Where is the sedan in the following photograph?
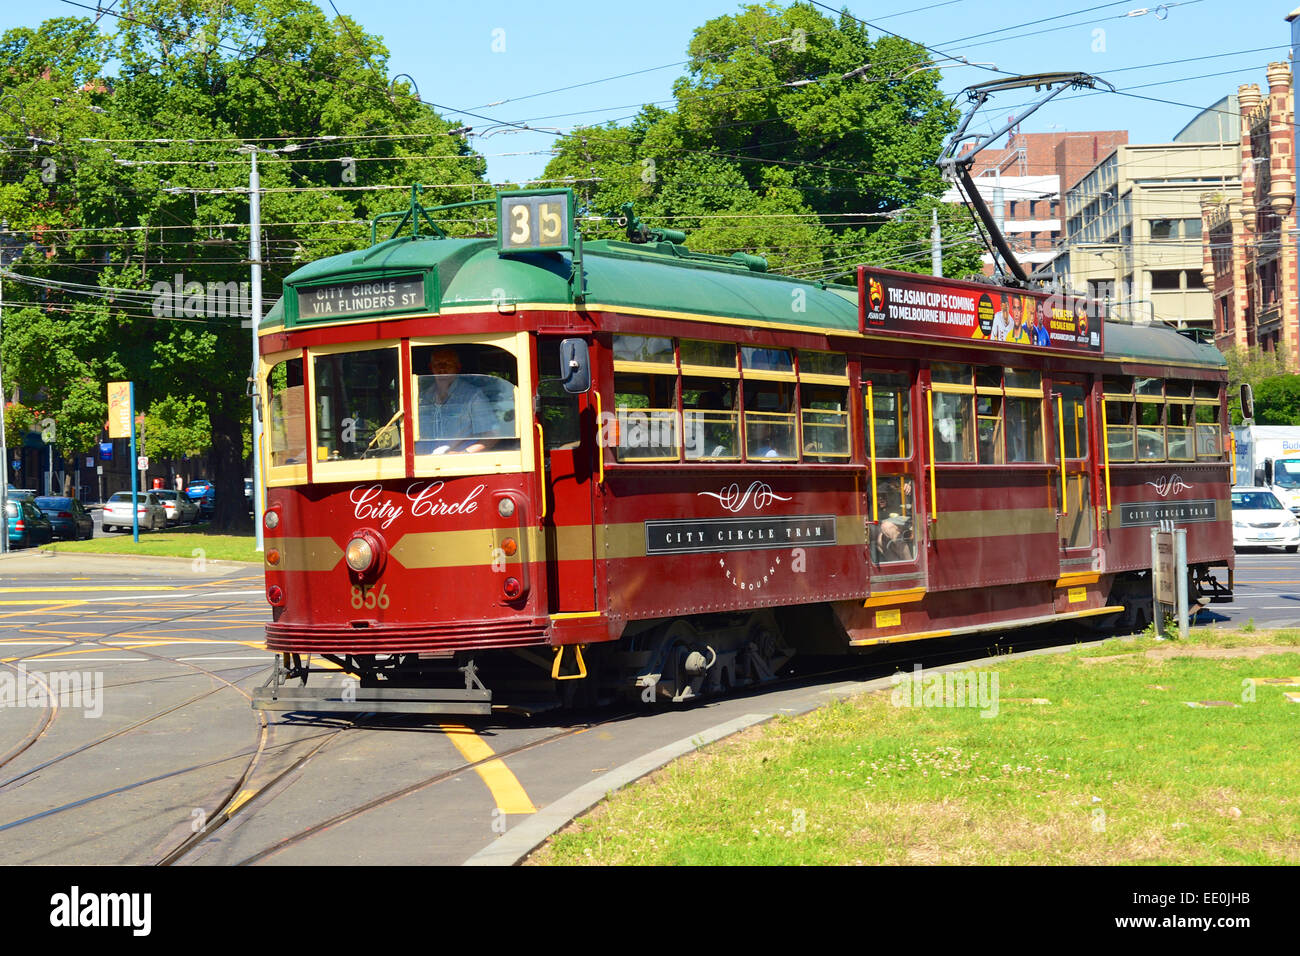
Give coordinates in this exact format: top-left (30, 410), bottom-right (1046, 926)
top-left (187, 482), bottom-right (215, 519)
top-left (1231, 487), bottom-right (1300, 552)
top-left (102, 491), bottom-right (168, 533)
top-left (6, 498), bottom-right (55, 548)
top-left (155, 490), bottom-right (200, 526)
top-left (34, 496), bottom-right (95, 540)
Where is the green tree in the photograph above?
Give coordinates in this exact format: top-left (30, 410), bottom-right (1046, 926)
top-left (542, 2), bottom-right (964, 279)
top-left (1222, 346), bottom-right (1287, 424)
top-left (0, 1), bottom-right (491, 530)
top-left (1253, 375), bottom-right (1300, 426)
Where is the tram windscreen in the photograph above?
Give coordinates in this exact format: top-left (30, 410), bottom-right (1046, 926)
top-left (411, 344), bottom-right (520, 454)
top-left (313, 347), bottom-right (403, 461)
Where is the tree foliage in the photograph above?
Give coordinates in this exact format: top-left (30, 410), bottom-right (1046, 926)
top-left (1222, 346), bottom-right (1287, 424)
top-left (1253, 375), bottom-right (1300, 426)
top-left (0, 0), bottom-right (490, 528)
top-left (542, 2), bottom-right (980, 281)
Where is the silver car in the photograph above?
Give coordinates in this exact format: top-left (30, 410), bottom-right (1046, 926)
top-left (102, 491), bottom-right (168, 532)
top-left (154, 489), bottom-right (200, 526)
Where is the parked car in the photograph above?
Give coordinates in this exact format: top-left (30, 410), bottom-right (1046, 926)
top-left (1231, 487), bottom-right (1300, 552)
top-left (154, 489), bottom-right (200, 526)
top-left (34, 496), bottom-right (95, 541)
top-left (187, 481), bottom-right (215, 519)
top-left (6, 498), bottom-right (55, 548)
top-left (102, 491), bottom-right (168, 532)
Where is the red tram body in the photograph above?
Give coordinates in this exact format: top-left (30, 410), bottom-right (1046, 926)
top-left (254, 191), bottom-right (1232, 713)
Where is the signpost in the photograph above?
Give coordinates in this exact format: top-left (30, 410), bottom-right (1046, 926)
top-left (108, 381), bottom-right (139, 542)
top-left (1150, 523), bottom-right (1189, 639)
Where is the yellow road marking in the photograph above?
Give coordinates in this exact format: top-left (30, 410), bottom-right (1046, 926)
top-left (0, 601), bottom-right (85, 618)
top-left (440, 724), bottom-right (537, 815)
top-left (0, 600), bottom-right (90, 605)
top-left (0, 586), bottom-right (181, 592)
top-left (225, 789), bottom-right (257, 815)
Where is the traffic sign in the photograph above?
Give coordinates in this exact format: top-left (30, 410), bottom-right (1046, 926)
top-left (138, 455), bottom-right (149, 471)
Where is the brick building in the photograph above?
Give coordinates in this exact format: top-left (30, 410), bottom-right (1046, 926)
top-left (1201, 61), bottom-right (1297, 364)
top-left (946, 130), bottom-right (1128, 275)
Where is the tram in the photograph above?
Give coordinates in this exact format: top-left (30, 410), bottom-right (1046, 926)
top-left (251, 183), bottom-right (1233, 714)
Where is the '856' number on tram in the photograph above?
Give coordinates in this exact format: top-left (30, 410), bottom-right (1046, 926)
top-left (350, 583), bottom-right (390, 610)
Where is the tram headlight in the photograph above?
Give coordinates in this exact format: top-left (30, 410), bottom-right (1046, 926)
top-left (264, 509), bottom-right (280, 531)
top-left (346, 536), bottom-right (376, 572)
top-left (498, 498), bottom-right (515, 518)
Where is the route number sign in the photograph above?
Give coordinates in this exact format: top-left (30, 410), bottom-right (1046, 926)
top-left (498, 189), bottom-right (575, 254)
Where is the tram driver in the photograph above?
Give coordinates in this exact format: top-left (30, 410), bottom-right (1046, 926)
top-left (417, 347), bottom-right (498, 454)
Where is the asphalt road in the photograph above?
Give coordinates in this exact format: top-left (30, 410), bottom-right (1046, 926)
top-left (0, 547), bottom-right (1295, 866)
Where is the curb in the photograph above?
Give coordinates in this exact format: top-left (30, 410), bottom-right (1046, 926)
top-left (463, 632), bottom-right (1135, 866)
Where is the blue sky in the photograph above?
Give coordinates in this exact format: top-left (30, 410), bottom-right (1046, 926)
top-left (5, 1), bottom-right (1298, 183)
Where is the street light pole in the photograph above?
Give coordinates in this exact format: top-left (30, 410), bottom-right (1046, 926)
top-left (246, 147), bottom-right (265, 553)
top-left (0, 257), bottom-right (7, 555)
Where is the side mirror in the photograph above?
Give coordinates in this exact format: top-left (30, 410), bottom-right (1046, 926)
top-left (1240, 383), bottom-right (1254, 423)
top-left (1264, 458), bottom-right (1274, 487)
top-left (559, 338), bottom-right (591, 394)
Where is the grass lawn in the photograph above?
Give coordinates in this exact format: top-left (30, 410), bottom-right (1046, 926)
top-left (44, 527), bottom-right (261, 564)
top-left (533, 627), bottom-right (1300, 865)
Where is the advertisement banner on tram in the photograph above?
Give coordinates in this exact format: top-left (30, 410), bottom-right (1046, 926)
top-left (857, 266), bottom-right (1103, 355)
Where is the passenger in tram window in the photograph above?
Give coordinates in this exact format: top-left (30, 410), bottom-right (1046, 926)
top-left (874, 478), bottom-right (915, 562)
top-left (418, 347), bottom-right (497, 454)
top-left (753, 425), bottom-right (783, 459)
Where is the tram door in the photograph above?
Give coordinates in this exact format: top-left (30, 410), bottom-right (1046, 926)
top-left (862, 366), bottom-right (925, 586)
top-left (536, 337), bottom-right (598, 614)
top-left (1053, 379), bottom-right (1093, 554)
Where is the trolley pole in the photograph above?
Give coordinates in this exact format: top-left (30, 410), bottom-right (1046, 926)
top-left (246, 147), bottom-right (265, 553)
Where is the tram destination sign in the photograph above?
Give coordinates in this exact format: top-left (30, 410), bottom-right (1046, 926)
top-left (645, 515), bottom-right (838, 555)
top-left (296, 275), bottom-right (425, 320)
top-left (857, 267), bottom-right (1103, 355)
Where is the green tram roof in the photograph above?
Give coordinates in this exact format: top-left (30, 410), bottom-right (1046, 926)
top-left (261, 235), bottom-right (1226, 371)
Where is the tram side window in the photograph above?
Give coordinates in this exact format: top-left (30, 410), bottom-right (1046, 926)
top-left (1165, 382), bottom-right (1195, 461)
top-left (801, 384), bottom-right (850, 460)
top-left (614, 371), bottom-right (678, 461)
top-left (1103, 377), bottom-right (1135, 462)
top-left (682, 376), bottom-right (740, 461)
top-left (1003, 369), bottom-right (1044, 463)
top-left (798, 350), bottom-right (850, 462)
top-left (680, 339), bottom-right (740, 461)
top-left (1195, 382), bottom-right (1221, 458)
top-left (872, 475), bottom-right (916, 564)
top-left (411, 344), bottom-right (520, 455)
top-left (268, 356), bottom-right (306, 467)
top-left (1136, 378), bottom-right (1165, 461)
top-left (744, 379), bottom-right (797, 461)
top-left (865, 373), bottom-right (911, 459)
top-left (538, 341), bottom-right (581, 450)
top-left (1056, 383), bottom-right (1088, 460)
top-left (931, 364), bottom-right (1042, 464)
top-left (742, 347), bottom-right (797, 462)
top-left (931, 363), bottom-right (976, 463)
top-left (313, 347), bottom-right (401, 461)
